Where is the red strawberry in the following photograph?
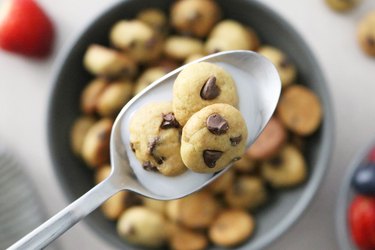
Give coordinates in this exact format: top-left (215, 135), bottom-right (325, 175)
top-left (349, 195), bottom-right (375, 250)
top-left (0, 0), bottom-right (54, 58)
top-left (368, 147), bottom-right (375, 163)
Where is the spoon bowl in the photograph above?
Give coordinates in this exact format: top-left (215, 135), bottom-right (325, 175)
top-left (111, 50), bottom-right (281, 200)
top-left (9, 50), bottom-right (280, 249)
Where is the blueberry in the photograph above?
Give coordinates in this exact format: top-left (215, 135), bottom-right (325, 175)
top-left (351, 163), bottom-right (375, 195)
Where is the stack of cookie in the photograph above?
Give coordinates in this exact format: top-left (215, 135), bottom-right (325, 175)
top-left (129, 62), bottom-right (248, 176)
top-left (69, 0), bottom-right (324, 249)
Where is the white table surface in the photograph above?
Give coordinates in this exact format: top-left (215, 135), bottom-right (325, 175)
top-left (1, 0), bottom-right (375, 249)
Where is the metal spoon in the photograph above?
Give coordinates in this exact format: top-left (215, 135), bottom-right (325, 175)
top-left (8, 50), bottom-right (281, 250)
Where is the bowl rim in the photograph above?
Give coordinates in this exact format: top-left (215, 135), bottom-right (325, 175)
top-left (46, 0), bottom-right (335, 249)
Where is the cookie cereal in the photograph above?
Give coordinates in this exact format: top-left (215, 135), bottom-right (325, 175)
top-left (261, 144), bottom-right (307, 188)
top-left (173, 62), bottom-right (238, 125)
top-left (117, 206), bottom-right (168, 248)
top-left (209, 209), bottom-right (255, 247)
top-left (258, 46), bottom-right (296, 87)
top-left (205, 20), bottom-right (260, 53)
top-left (181, 103), bottom-right (247, 173)
top-left (224, 176), bottom-right (268, 210)
top-left (129, 101), bottom-right (187, 176)
top-left (246, 117), bottom-right (287, 160)
top-left (166, 191), bottom-right (220, 229)
top-left (358, 10), bottom-right (375, 56)
top-left (110, 20), bottom-right (163, 63)
top-left (277, 85), bottom-right (322, 136)
top-left (83, 44), bottom-right (137, 78)
top-left (171, 0), bottom-right (221, 37)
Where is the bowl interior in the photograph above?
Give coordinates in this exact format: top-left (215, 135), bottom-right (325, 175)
top-left (48, 0), bottom-right (333, 249)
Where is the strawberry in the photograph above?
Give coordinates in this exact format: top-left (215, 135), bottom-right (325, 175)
top-left (349, 195), bottom-right (375, 250)
top-left (0, 0), bottom-right (54, 58)
top-left (368, 147), bottom-right (375, 163)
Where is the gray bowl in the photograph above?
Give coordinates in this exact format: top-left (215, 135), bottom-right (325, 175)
top-left (47, 0), bottom-right (334, 249)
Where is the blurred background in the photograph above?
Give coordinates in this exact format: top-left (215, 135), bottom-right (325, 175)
top-left (0, 0), bottom-right (375, 249)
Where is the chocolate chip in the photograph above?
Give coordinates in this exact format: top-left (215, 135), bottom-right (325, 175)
top-left (200, 76), bottom-right (220, 100)
top-left (269, 155), bottom-right (283, 167)
top-left (130, 142), bottom-right (136, 152)
top-left (142, 161), bottom-right (158, 172)
top-left (123, 224), bottom-right (136, 235)
top-left (147, 137), bottom-right (160, 154)
top-left (206, 114), bottom-right (229, 135)
top-left (161, 113), bottom-right (180, 129)
top-left (230, 135), bottom-right (242, 146)
top-left (154, 156), bottom-right (165, 165)
top-left (203, 150), bottom-right (223, 168)
top-left (212, 48), bottom-right (221, 54)
top-left (367, 36), bottom-right (375, 47)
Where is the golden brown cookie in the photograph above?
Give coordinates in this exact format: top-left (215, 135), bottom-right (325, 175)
top-left (137, 8), bottom-right (168, 34)
top-left (325, 0), bottom-right (361, 12)
top-left (81, 118), bottom-right (113, 168)
top-left (207, 169), bottom-right (235, 194)
top-left (205, 20), bottom-right (259, 53)
top-left (164, 36), bottom-right (204, 61)
top-left (142, 197), bottom-right (167, 215)
top-left (117, 206), bottom-right (168, 248)
top-left (129, 102), bottom-right (187, 176)
top-left (277, 85), bottom-right (322, 136)
top-left (134, 66), bottom-right (168, 94)
top-left (173, 62), bottom-right (238, 125)
top-left (358, 10), bottom-right (375, 56)
top-left (83, 44), bottom-right (137, 78)
top-left (209, 209), bottom-right (255, 247)
top-left (261, 144), bottom-right (307, 188)
top-left (96, 79), bottom-right (133, 117)
top-left (246, 117), bottom-right (287, 160)
top-left (224, 176), bottom-right (268, 210)
top-left (166, 191), bottom-right (220, 229)
top-left (258, 46), bottom-right (296, 87)
top-left (232, 155), bottom-right (256, 174)
top-left (181, 104), bottom-right (248, 173)
top-left (80, 78), bottom-right (109, 115)
top-left (168, 225), bottom-right (208, 250)
top-left (110, 20), bottom-right (163, 63)
top-left (171, 0), bottom-right (221, 37)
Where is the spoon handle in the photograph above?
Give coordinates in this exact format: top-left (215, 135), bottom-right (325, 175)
top-left (7, 177), bottom-right (120, 250)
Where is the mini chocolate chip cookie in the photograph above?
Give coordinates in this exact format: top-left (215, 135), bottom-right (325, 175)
top-left (137, 8), bottom-right (168, 34)
top-left (261, 144), bottom-right (307, 188)
top-left (358, 10), bottom-right (375, 56)
top-left (166, 191), bottom-right (220, 229)
top-left (173, 62), bottom-right (238, 125)
top-left (233, 155), bottom-right (256, 174)
top-left (129, 101), bottom-right (187, 176)
top-left (110, 20), bottom-right (163, 63)
top-left (246, 117), bottom-right (287, 160)
top-left (171, 0), bottom-right (221, 38)
top-left (181, 103), bottom-right (247, 173)
top-left (164, 36), bottom-right (204, 61)
top-left (168, 225), bottom-right (208, 250)
top-left (258, 46), bottom-right (296, 87)
top-left (325, 0), bottom-right (361, 12)
top-left (117, 206), bottom-right (168, 248)
top-left (207, 169), bottom-right (235, 194)
top-left (134, 66), bottom-right (168, 94)
top-left (224, 176), bottom-right (268, 210)
top-left (205, 20), bottom-right (260, 53)
top-left (209, 209), bottom-right (255, 247)
top-left (277, 85), bottom-right (322, 136)
top-left (83, 44), bottom-right (137, 78)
